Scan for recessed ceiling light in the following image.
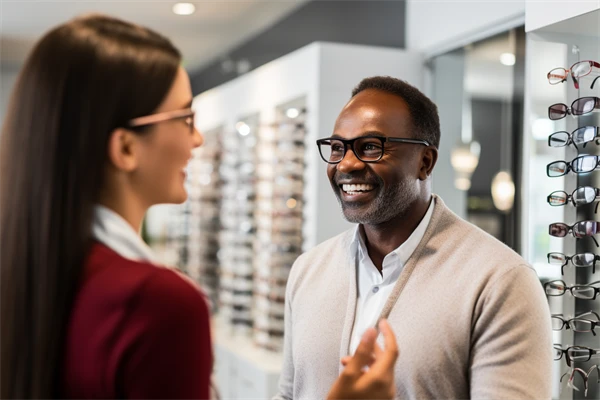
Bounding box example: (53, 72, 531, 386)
(500, 53, 516, 66)
(173, 3, 195, 16)
(286, 108, 300, 119)
(236, 122, 250, 136)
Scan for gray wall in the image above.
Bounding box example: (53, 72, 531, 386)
(190, 0, 406, 94)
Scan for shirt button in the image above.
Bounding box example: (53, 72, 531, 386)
(372, 286, 379, 293)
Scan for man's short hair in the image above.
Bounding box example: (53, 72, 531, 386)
(351, 76, 441, 149)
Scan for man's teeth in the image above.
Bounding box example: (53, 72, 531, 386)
(342, 184, 374, 193)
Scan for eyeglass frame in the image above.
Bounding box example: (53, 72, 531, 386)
(315, 135, 430, 164)
(554, 344, 600, 367)
(547, 186, 600, 213)
(547, 155, 600, 177)
(544, 280, 600, 300)
(128, 108, 196, 134)
(547, 251, 599, 275)
(547, 60, 600, 89)
(560, 365, 600, 397)
(551, 311, 600, 335)
(548, 96, 600, 120)
(548, 126, 600, 149)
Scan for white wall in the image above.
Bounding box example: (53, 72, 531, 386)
(406, 0, 525, 55)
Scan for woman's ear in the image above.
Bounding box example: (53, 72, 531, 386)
(107, 128, 140, 172)
(419, 147, 438, 180)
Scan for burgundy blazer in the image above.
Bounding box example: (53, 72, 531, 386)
(62, 241, 212, 399)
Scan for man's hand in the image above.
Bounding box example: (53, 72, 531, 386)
(326, 319, 399, 400)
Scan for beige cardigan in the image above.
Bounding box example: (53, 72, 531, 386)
(275, 195, 552, 400)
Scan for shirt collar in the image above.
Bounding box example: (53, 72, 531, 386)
(352, 198, 435, 273)
(91, 205, 158, 264)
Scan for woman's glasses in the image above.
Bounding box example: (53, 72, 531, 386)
(547, 186, 600, 213)
(548, 126, 600, 149)
(548, 60, 600, 89)
(560, 365, 600, 397)
(545, 280, 600, 300)
(547, 155, 600, 177)
(548, 252, 599, 275)
(549, 97, 600, 120)
(128, 108, 196, 134)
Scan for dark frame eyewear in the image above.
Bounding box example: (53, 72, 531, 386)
(552, 311, 600, 336)
(545, 280, 600, 300)
(548, 126, 600, 149)
(547, 155, 600, 177)
(547, 186, 600, 213)
(554, 344, 600, 367)
(549, 97, 600, 120)
(548, 60, 600, 89)
(315, 135, 430, 164)
(547, 251, 599, 275)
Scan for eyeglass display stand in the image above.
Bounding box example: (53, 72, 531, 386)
(183, 127, 223, 313)
(526, 8, 600, 399)
(252, 98, 307, 352)
(218, 114, 259, 336)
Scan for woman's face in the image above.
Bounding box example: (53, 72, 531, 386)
(133, 66, 203, 206)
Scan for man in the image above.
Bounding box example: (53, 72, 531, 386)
(275, 76, 552, 399)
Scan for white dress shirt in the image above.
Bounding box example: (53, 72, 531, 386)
(349, 200, 435, 355)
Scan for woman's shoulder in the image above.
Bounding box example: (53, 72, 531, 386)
(83, 241, 209, 318)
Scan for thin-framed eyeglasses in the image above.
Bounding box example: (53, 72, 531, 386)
(560, 365, 600, 397)
(315, 135, 430, 164)
(554, 344, 600, 367)
(547, 251, 599, 275)
(545, 280, 600, 300)
(552, 311, 600, 335)
(547, 186, 600, 213)
(548, 60, 600, 89)
(547, 155, 600, 177)
(548, 126, 600, 149)
(128, 108, 196, 134)
(549, 97, 600, 120)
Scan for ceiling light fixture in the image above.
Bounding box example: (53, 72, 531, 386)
(173, 3, 196, 16)
(500, 53, 516, 66)
(286, 108, 300, 119)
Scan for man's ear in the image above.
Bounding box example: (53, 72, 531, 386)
(107, 128, 140, 172)
(419, 147, 438, 180)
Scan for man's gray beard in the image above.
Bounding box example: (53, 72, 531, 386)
(337, 179, 418, 225)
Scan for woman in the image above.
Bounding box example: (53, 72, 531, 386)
(0, 14, 397, 399)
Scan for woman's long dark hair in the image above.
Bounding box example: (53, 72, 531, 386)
(0, 15, 182, 398)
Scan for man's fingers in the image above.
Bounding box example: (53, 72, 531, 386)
(344, 327, 377, 375)
(340, 356, 351, 366)
(371, 319, 399, 372)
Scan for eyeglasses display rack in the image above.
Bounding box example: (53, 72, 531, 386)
(218, 115, 259, 334)
(184, 127, 223, 312)
(526, 11, 600, 399)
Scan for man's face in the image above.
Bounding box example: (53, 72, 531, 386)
(327, 89, 424, 225)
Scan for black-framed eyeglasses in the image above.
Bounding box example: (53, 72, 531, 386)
(547, 186, 600, 213)
(315, 136, 430, 164)
(552, 311, 600, 335)
(549, 97, 600, 120)
(547, 252, 600, 275)
(547, 155, 600, 177)
(548, 126, 600, 149)
(545, 280, 600, 300)
(554, 343, 600, 367)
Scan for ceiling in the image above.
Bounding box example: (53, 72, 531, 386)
(0, 0, 309, 71)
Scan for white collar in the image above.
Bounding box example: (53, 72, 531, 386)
(91, 205, 158, 264)
(352, 198, 435, 273)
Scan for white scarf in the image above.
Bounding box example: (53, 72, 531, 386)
(91, 205, 158, 263)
